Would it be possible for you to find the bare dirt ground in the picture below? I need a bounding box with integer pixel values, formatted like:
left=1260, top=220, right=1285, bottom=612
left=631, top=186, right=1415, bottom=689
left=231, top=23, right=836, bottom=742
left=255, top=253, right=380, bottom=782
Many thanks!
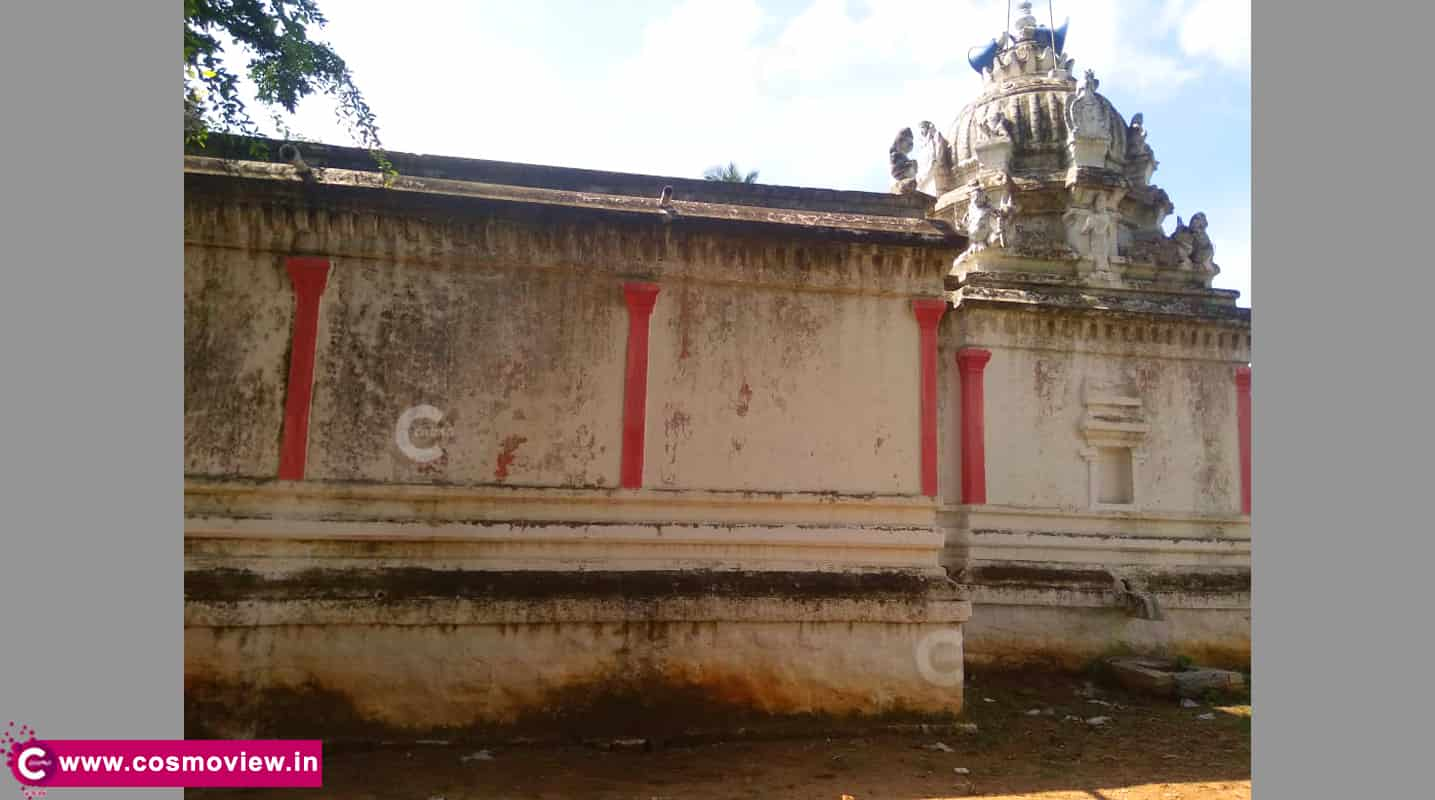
left=191, top=672, right=1250, bottom=800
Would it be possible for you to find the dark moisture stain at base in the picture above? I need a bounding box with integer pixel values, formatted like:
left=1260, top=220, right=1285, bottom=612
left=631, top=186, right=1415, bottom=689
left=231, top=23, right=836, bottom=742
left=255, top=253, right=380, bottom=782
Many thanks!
left=185, top=567, right=961, bottom=604
left=966, top=642, right=1250, bottom=676
left=956, top=564, right=1251, bottom=594
left=185, top=682, right=386, bottom=742
left=184, top=673, right=965, bottom=746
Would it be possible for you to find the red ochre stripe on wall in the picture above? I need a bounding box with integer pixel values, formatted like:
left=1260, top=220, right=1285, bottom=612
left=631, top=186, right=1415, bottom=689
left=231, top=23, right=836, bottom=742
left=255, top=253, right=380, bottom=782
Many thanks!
left=955, top=347, right=992, bottom=505
left=1235, top=364, right=1252, bottom=515
left=912, top=299, right=948, bottom=498
left=620, top=282, right=661, bottom=489
left=277, top=256, right=331, bottom=481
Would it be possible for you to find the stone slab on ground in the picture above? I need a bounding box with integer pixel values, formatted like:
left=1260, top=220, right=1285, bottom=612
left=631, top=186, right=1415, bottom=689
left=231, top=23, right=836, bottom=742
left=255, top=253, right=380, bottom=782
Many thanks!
left=1106, top=657, right=1246, bottom=699
left=1107, top=657, right=1180, bottom=696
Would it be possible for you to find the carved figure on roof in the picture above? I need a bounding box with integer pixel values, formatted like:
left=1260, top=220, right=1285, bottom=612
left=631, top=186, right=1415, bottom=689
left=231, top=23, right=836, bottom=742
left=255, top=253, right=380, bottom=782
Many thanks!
left=1064, top=193, right=1119, bottom=272
left=1171, top=216, right=1194, bottom=266
left=1066, top=69, right=1115, bottom=168
left=1178, top=212, right=1216, bottom=273
left=1124, top=112, right=1159, bottom=184
left=918, top=120, right=953, bottom=181
left=1127, top=114, right=1152, bottom=158
left=889, top=127, right=919, bottom=194
left=979, top=109, right=1015, bottom=143
left=1149, top=186, right=1174, bottom=227
left=1068, top=70, right=1108, bottom=134
left=964, top=180, right=1012, bottom=252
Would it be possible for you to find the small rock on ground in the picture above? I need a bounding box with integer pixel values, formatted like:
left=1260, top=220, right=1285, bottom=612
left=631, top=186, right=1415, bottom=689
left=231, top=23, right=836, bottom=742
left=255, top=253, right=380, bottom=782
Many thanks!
left=1174, top=668, right=1246, bottom=699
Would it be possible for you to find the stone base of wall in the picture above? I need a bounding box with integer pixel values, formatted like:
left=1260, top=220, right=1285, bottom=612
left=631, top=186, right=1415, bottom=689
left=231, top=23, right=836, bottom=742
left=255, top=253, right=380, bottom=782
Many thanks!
left=961, top=601, right=1250, bottom=672
left=953, top=563, right=1250, bottom=672
left=184, top=567, right=972, bottom=741
left=941, top=511, right=1250, bottom=673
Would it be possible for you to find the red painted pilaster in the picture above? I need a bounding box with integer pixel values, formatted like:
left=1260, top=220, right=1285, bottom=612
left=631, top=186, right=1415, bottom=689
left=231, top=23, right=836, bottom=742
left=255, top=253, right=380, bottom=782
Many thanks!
left=1235, top=365, right=1252, bottom=515
left=956, top=348, right=993, bottom=505
left=620, top=282, right=661, bottom=489
left=278, top=256, right=332, bottom=481
left=912, top=299, right=948, bottom=497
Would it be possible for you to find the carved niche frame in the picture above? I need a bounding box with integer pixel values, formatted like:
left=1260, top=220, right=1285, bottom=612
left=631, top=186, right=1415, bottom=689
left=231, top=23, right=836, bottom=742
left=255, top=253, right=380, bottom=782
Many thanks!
left=1078, top=381, right=1150, bottom=511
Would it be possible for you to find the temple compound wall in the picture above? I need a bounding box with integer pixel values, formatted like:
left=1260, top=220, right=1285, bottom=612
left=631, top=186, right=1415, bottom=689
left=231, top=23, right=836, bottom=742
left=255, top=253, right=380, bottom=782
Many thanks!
left=184, top=10, right=1251, bottom=736
left=183, top=141, right=973, bottom=739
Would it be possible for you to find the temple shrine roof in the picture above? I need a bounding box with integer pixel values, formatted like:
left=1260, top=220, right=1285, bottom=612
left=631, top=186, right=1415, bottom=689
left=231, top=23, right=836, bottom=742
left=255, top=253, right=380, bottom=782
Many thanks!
left=184, top=135, right=966, bottom=249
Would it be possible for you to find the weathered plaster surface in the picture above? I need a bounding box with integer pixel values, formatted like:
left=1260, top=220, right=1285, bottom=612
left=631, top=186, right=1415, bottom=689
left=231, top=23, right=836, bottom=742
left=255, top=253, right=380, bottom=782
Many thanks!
left=941, top=305, right=1248, bottom=514
left=306, top=253, right=628, bottom=487
left=648, top=281, right=919, bottom=493
left=185, top=616, right=969, bottom=738
left=184, top=566, right=970, bottom=738
left=184, top=188, right=952, bottom=492
left=934, top=301, right=1251, bottom=668
left=960, top=603, right=1249, bottom=672
left=182, top=156, right=969, bottom=737
left=183, top=245, right=293, bottom=478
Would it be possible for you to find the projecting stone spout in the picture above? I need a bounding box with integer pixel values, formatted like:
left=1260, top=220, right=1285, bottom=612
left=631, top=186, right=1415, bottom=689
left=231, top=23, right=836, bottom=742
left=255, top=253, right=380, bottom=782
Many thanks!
left=1112, top=573, right=1165, bottom=621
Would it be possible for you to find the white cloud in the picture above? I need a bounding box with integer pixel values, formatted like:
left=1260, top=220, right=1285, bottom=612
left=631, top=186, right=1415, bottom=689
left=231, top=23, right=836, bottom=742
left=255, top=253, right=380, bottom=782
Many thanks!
left=217, top=0, right=1246, bottom=194
left=1172, top=0, right=1251, bottom=70
left=203, top=1, right=1250, bottom=305
left=579, top=0, right=1221, bottom=188
left=1214, top=234, right=1252, bottom=306
left=1062, top=0, right=1201, bottom=96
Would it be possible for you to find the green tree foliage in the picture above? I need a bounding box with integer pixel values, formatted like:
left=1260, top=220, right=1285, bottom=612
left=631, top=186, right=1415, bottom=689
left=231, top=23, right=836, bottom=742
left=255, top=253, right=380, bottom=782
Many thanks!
left=183, top=0, right=392, bottom=176
left=703, top=162, right=760, bottom=183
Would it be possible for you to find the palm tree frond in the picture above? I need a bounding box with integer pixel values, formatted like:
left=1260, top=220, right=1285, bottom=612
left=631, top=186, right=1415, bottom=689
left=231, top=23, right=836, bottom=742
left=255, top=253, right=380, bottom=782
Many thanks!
left=703, top=161, right=760, bottom=183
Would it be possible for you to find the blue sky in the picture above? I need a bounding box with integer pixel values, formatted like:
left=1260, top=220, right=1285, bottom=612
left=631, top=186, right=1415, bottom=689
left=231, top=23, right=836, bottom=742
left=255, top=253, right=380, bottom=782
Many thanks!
left=232, top=0, right=1250, bottom=306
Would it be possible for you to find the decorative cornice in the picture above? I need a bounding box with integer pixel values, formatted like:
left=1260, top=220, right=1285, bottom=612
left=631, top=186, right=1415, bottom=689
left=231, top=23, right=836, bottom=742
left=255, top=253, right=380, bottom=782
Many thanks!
left=184, top=155, right=963, bottom=246
left=945, top=304, right=1251, bottom=363
left=183, top=190, right=956, bottom=297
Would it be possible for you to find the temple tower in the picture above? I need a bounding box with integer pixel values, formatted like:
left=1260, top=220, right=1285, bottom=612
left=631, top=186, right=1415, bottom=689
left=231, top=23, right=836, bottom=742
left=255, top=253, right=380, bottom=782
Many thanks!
left=910, top=3, right=1253, bottom=668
